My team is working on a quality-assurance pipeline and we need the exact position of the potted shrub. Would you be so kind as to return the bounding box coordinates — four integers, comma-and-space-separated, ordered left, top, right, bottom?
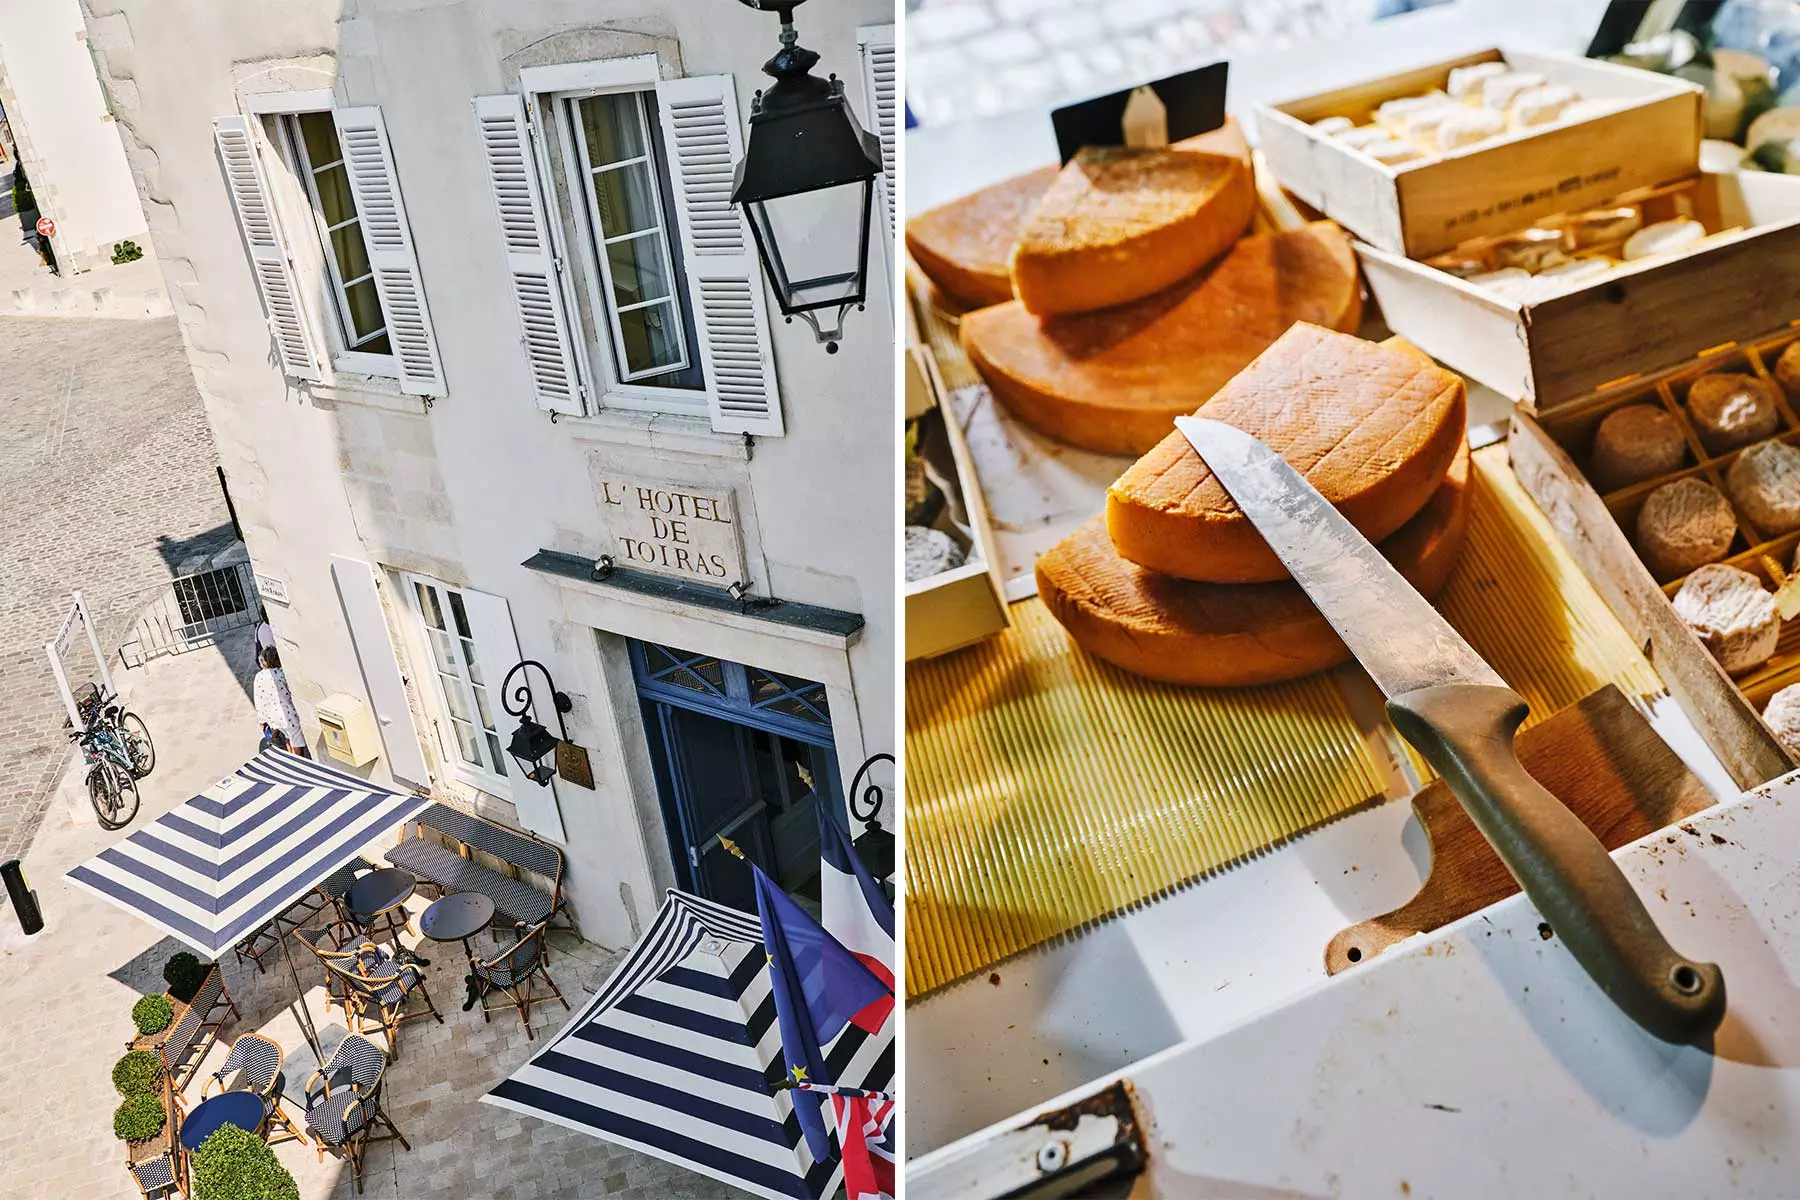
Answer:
162, 952, 208, 1004
111, 1049, 162, 1097
112, 1091, 166, 1148
131, 993, 173, 1037
190, 1125, 300, 1200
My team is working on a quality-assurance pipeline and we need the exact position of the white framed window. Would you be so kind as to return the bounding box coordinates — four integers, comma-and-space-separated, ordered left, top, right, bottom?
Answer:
404, 575, 511, 792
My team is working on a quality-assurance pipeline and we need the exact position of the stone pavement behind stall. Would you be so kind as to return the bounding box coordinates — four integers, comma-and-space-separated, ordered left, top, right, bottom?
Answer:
0, 628, 738, 1200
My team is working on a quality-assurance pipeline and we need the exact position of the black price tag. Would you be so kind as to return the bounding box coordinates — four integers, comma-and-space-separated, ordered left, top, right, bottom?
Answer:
1049, 61, 1229, 164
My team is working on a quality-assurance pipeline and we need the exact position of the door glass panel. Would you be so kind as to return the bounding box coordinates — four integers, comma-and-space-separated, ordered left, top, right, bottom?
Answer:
591, 162, 659, 238
485, 733, 507, 777
448, 591, 473, 639
606, 233, 672, 307
618, 302, 683, 375
298, 112, 341, 172
461, 637, 483, 686
416, 582, 445, 631
578, 93, 646, 165
314, 162, 356, 227
471, 681, 495, 729
450, 717, 481, 767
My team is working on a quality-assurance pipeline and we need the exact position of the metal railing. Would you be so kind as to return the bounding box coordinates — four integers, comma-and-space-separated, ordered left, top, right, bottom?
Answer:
116, 561, 257, 667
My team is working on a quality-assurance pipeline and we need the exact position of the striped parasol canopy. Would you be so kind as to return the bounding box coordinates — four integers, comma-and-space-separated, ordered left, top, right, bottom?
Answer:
65, 749, 431, 957
486, 889, 895, 1200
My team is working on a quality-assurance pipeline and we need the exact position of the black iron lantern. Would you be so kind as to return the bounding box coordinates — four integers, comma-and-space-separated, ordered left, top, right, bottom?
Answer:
501, 660, 572, 787
730, 0, 882, 353
849, 752, 896, 891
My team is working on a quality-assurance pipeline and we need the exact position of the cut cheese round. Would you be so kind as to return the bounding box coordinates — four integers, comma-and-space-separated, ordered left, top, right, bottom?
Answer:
1008, 143, 1255, 316
1040, 445, 1470, 687
1688, 372, 1781, 454
903, 117, 1252, 313
1673, 563, 1780, 676
1106, 323, 1468, 583
1636, 476, 1737, 579
963, 222, 1362, 457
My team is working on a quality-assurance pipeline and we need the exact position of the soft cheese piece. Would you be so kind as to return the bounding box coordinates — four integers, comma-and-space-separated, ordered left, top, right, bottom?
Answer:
1673, 563, 1781, 675
1482, 71, 1548, 112
1688, 372, 1781, 454
1636, 476, 1738, 579
1039, 445, 1470, 687
1466, 266, 1534, 299
1009, 143, 1255, 316
1491, 228, 1567, 271
1562, 97, 1624, 124
1313, 115, 1354, 135
905, 525, 965, 583
1106, 323, 1467, 583
1512, 83, 1577, 128
1590, 403, 1688, 492
1362, 137, 1425, 165
963, 222, 1362, 456
1727, 438, 1800, 534
1530, 256, 1617, 298
1774, 342, 1800, 399
1763, 684, 1800, 756
1437, 108, 1507, 151
1624, 218, 1706, 261
1448, 62, 1509, 102
1375, 93, 1449, 131
1565, 207, 1642, 250
1335, 125, 1394, 150
1401, 103, 1465, 148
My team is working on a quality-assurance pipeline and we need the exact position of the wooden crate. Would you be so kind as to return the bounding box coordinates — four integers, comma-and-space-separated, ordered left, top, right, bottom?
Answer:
1508, 325, 1800, 791
1363, 171, 1800, 412
905, 339, 1010, 661
1257, 48, 1701, 259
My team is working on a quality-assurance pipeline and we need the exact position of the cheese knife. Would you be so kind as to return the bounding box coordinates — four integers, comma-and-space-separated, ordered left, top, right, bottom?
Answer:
1176, 416, 1726, 1046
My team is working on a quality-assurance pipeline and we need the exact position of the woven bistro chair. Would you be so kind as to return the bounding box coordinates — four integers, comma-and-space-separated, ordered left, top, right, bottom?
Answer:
319, 939, 442, 1059
295, 926, 355, 1015
233, 856, 373, 973
470, 919, 569, 1039
303, 1033, 409, 1195
125, 1078, 181, 1199
201, 1032, 303, 1146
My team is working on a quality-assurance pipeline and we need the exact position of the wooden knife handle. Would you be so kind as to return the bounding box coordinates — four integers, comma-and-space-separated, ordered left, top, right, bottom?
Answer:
1388, 683, 1725, 1046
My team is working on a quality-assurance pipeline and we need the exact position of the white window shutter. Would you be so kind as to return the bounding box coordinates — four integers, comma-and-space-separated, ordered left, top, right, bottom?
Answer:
472, 95, 587, 416
213, 116, 322, 382
856, 24, 897, 234
656, 75, 785, 438
330, 555, 430, 788
332, 107, 446, 397
459, 588, 568, 844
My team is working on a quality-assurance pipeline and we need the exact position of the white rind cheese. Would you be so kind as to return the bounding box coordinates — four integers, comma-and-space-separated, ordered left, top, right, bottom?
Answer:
1636, 476, 1738, 579
1727, 439, 1800, 534
1673, 563, 1781, 676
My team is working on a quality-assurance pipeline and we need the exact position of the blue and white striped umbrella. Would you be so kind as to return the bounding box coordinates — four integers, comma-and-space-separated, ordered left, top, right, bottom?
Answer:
486, 890, 895, 1200
65, 749, 431, 957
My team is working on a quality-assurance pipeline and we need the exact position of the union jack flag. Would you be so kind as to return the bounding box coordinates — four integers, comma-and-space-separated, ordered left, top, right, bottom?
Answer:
793, 1083, 895, 1200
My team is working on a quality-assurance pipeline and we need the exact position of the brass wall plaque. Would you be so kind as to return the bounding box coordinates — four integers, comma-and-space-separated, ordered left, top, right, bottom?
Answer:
556, 740, 595, 790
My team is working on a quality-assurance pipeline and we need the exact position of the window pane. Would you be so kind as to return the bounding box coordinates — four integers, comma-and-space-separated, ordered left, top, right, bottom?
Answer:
471, 680, 495, 730
313, 162, 356, 227
579, 93, 645, 166
461, 637, 484, 687
606, 234, 672, 307
485, 734, 508, 777
441, 676, 473, 724
298, 112, 341, 171
448, 590, 473, 639
450, 717, 481, 767
591, 161, 658, 238
329, 223, 372, 285
344, 279, 385, 341
428, 629, 458, 675
417, 583, 446, 631
618, 301, 683, 375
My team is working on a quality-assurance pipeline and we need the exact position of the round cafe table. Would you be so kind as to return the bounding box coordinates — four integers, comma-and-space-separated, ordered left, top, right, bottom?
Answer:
420, 891, 496, 960
344, 866, 426, 964
179, 1089, 265, 1151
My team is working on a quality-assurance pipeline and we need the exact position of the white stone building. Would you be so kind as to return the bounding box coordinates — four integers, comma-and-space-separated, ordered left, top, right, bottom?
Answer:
81, 0, 897, 949
0, 0, 148, 271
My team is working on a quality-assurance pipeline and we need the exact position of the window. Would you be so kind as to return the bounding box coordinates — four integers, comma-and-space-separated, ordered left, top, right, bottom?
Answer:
409, 579, 509, 786
288, 113, 391, 357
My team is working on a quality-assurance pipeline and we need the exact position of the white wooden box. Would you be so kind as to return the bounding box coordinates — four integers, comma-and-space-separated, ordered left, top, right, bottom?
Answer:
1257, 48, 1701, 259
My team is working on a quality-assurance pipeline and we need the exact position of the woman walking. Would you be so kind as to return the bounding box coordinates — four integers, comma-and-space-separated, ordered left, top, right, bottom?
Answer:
253, 645, 309, 757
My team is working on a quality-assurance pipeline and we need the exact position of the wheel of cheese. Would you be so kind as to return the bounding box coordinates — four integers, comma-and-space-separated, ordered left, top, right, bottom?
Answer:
1727, 438, 1800, 535
1589, 404, 1688, 493
1037, 445, 1470, 687
904, 118, 1252, 313
1687, 372, 1781, 454
1635, 476, 1737, 579
1009, 142, 1255, 317
1105, 323, 1467, 584
963, 222, 1363, 457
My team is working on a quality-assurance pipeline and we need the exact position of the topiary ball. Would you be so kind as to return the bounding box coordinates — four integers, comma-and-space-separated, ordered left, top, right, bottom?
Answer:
113, 1091, 166, 1143
162, 952, 208, 1004
112, 1049, 162, 1096
191, 1125, 300, 1200
131, 993, 173, 1036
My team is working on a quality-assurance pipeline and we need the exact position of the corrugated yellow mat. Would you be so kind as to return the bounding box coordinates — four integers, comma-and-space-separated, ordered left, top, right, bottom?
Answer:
904, 444, 1665, 999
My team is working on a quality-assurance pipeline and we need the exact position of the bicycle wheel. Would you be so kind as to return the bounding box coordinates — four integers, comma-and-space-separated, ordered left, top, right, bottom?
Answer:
110, 764, 141, 827
89, 764, 128, 829
120, 712, 156, 778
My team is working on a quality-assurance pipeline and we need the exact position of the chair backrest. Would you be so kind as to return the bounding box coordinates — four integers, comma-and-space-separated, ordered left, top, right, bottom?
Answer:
127, 1151, 176, 1196
216, 1032, 281, 1092
295, 925, 340, 958
477, 920, 548, 981
330, 1032, 389, 1092
316, 856, 374, 901
418, 802, 563, 882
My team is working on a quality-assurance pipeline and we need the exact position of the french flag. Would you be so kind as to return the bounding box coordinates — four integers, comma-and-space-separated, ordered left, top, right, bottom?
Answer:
819, 806, 895, 990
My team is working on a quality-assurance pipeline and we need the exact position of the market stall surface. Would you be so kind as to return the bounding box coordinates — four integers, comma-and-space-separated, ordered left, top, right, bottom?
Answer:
0, 631, 735, 1199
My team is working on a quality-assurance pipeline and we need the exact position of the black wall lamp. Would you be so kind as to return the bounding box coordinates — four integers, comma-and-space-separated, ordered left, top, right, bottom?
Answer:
502, 660, 573, 787
730, 0, 882, 353
849, 752, 896, 893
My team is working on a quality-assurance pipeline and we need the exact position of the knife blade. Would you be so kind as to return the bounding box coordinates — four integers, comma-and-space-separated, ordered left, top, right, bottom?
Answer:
1176, 416, 1726, 1046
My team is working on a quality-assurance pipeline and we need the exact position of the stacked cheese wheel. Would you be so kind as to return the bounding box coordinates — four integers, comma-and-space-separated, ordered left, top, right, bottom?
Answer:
1034, 325, 1471, 687
905, 119, 1365, 456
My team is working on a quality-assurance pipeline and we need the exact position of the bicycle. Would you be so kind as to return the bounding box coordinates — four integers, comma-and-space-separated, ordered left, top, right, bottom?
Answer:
70, 722, 141, 830
73, 683, 155, 779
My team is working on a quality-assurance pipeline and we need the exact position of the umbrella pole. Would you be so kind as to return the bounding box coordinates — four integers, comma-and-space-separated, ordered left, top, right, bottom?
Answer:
278, 926, 324, 1063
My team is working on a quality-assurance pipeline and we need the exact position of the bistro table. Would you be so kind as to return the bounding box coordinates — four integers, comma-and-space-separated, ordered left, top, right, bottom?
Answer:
344, 866, 426, 965
179, 1089, 265, 1152
420, 891, 496, 961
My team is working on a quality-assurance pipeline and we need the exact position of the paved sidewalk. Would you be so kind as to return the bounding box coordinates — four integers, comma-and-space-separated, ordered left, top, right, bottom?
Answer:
0, 631, 736, 1199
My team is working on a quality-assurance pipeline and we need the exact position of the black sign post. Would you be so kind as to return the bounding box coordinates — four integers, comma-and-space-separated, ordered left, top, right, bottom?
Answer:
3, 859, 43, 935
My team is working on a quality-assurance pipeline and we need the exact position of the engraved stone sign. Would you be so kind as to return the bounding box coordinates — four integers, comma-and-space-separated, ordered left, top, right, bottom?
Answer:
598, 478, 745, 585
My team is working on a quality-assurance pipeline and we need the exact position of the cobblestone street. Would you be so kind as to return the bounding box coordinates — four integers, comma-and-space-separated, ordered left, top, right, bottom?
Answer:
0, 310, 234, 864
0, 630, 738, 1199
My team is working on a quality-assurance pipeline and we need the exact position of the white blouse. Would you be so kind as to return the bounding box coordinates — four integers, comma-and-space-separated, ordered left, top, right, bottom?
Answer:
254, 666, 305, 750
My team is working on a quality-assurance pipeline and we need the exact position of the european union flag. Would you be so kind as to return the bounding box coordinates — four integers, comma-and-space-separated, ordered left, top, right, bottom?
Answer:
754, 865, 892, 1162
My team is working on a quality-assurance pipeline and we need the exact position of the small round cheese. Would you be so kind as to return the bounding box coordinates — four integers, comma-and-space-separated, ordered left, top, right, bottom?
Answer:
1483, 71, 1548, 112
1313, 116, 1354, 136
1437, 108, 1506, 151
1763, 684, 1800, 756
1448, 62, 1509, 102
1512, 84, 1577, 128
1636, 476, 1737, 579
1361, 137, 1423, 165
1727, 439, 1800, 535
1773, 342, 1800, 399
1673, 563, 1780, 675
1624, 218, 1706, 262
1688, 372, 1781, 454
1590, 404, 1688, 492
